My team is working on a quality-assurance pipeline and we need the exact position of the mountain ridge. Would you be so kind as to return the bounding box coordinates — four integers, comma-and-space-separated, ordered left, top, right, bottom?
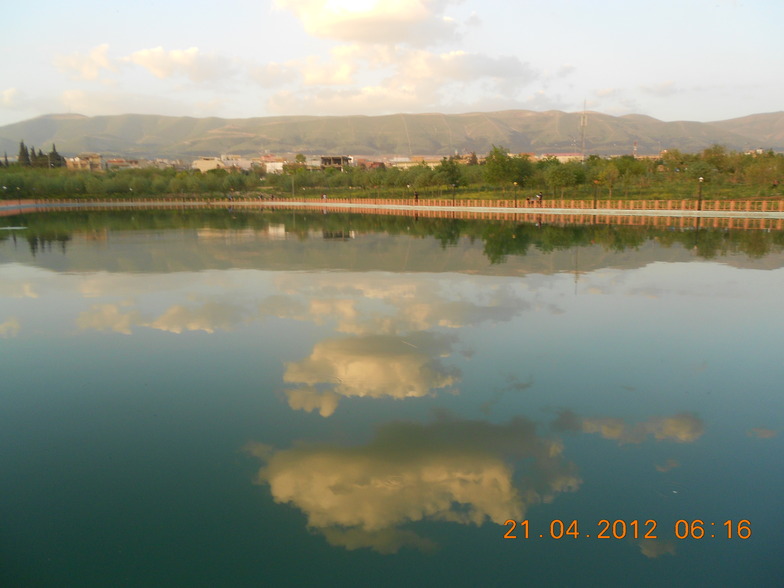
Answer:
1, 110, 782, 160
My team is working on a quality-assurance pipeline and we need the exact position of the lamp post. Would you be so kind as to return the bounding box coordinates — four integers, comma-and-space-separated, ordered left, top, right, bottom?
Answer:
513, 181, 518, 207
698, 176, 704, 211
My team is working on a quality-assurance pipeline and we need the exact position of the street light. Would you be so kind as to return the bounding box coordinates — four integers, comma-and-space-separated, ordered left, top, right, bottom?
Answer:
698, 176, 704, 211
513, 181, 518, 207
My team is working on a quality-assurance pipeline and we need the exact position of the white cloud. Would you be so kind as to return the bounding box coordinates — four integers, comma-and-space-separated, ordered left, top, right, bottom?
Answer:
596, 87, 622, 98
248, 416, 581, 552
298, 55, 357, 86
274, 0, 461, 46
265, 46, 537, 115
638, 539, 676, 558
0, 317, 21, 338
54, 44, 116, 80
76, 304, 138, 335
283, 332, 460, 410
126, 47, 233, 83
143, 302, 245, 334
249, 62, 299, 88
641, 81, 679, 97
1, 88, 19, 107
553, 410, 705, 445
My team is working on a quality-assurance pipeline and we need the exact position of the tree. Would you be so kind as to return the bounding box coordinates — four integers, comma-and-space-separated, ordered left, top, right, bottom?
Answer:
17, 141, 30, 166
510, 155, 534, 186
598, 162, 620, 198
483, 145, 514, 186
31, 148, 50, 168
435, 156, 464, 188
48, 144, 65, 168
545, 163, 581, 198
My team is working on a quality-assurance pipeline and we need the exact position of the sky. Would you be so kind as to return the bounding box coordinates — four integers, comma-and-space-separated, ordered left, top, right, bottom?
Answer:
1, 0, 782, 127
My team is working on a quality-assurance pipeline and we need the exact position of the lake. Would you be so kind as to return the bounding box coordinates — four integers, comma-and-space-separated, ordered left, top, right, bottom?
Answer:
1, 209, 782, 587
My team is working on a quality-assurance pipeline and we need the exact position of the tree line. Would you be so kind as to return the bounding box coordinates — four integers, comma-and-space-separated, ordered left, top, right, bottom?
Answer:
1, 141, 66, 169
7, 208, 784, 263
2, 143, 783, 200
250, 144, 784, 200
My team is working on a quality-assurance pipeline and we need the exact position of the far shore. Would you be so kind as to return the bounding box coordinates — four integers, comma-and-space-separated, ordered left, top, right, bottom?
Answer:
3, 196, 784, 222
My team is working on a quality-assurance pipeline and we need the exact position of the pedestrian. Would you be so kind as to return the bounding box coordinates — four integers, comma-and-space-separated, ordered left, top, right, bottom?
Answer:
414, 191, 419, 202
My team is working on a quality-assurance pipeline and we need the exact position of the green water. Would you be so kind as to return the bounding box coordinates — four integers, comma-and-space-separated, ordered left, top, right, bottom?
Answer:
1, 211, 782, 587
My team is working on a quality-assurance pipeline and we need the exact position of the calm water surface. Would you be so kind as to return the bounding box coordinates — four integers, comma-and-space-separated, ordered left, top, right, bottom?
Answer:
1, 211, 782, 587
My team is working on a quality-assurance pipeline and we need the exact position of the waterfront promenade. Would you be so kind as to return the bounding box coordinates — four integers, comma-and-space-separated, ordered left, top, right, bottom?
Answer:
3, 197, 784, 230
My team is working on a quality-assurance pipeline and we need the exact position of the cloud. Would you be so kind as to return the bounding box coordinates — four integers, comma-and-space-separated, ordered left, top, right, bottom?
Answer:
0, 317, 21, 338
247, 416, 580, 552
126, 47, 233, 83
76, 303, 138, 335
638, 539, 676, 559
552, 410, 704, 445
266, 45, 537, 115
76, 300, 248, 335
655, 459, 680, 473
641, 81, 679, 97
747, 427, 777, 439
0, 282, 39, 299
298, 55, 357, 86
285, 387, 342, 418
249, 62, 300, 88
271, 274, 529, 335
274, 0, 461, 46
596, 87, 622, 99
1, 88, 19, 107
54, 44, 116, 80
283, 332, 460, 415
555, 64, 576, 78
143, 301, 246, 334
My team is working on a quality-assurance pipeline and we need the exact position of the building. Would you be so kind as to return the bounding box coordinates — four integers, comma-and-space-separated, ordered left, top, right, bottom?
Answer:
321, 156, 352, 170
191, 155, 255, 173
106, 158, 141, 170
66, 153, 104, 172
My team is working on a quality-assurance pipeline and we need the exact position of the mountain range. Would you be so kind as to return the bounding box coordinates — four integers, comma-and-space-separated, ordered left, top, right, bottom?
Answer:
1, 110, 783, 161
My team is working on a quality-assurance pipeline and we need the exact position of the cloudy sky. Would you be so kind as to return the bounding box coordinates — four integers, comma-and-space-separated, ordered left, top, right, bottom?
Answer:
1, 0, 781, 126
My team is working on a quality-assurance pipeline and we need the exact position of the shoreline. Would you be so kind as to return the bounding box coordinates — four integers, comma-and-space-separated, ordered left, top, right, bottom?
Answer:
3, 197, 784, 221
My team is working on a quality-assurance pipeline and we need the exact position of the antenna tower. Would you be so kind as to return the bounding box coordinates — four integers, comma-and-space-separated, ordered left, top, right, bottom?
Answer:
579, 100, 588, 160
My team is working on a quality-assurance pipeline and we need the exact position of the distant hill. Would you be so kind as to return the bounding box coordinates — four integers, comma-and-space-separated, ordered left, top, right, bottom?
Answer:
1, 110, 782, 160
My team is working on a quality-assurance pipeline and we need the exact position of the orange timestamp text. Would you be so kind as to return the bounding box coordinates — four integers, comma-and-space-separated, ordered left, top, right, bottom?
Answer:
503, 519, 752, 540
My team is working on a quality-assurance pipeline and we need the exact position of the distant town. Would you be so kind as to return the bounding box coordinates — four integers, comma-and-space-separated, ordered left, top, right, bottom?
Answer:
2, 139, 781, 202
2, 143, 669, 173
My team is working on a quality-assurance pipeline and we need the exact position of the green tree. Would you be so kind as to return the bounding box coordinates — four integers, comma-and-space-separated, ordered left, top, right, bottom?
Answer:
17, 141, 30, 166
483, 145, 514, 186
434, 156, 464, 188
510, 155, 534, 186
598, 163, 620, 198
545, 163, 582, 198
48, 144, 65, 168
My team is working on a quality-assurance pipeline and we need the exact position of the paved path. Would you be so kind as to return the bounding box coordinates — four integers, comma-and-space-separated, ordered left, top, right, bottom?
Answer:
3, 199, 784, 220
